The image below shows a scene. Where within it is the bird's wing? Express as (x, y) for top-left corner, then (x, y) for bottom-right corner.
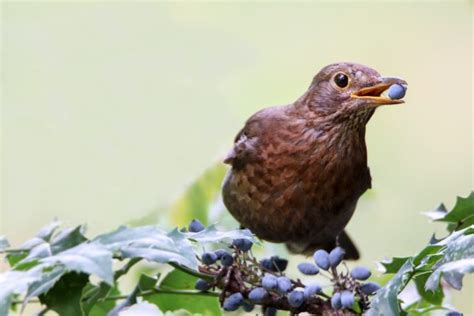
(224, 106), (284, 168)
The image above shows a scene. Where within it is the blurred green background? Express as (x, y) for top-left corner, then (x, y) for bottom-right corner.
(1, 1), (472, 314)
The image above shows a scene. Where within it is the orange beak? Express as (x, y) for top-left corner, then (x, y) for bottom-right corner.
(351, 77), (407, 106)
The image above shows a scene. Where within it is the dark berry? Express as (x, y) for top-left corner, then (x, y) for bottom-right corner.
(270, 256), (288, 271)
(297, 262), (319, 275)
(201, 252), (217, 265)
(248, 287), (268, 303)
(265, 307), (277, 316)
(276, 276), (292, 293)
(360, 282), (381, 295)
(242, 302), (254, 312)
(223, 292), (243, 311)
(313, 249), (330, 270)
(232, 238), (253, 251)
(446, 312), (462, 316)
(329, 247), (345, 267)
(188, 219), (205, 232)
(220, 252), (234, 267)
(331, 292), (342, 310)
(262, 274), (278, 290)
(195, 279), (211, 291)
(288, 290), (305, 308)
(260, 256), (288, 272)
(214, 249), (228, 259)
(303, 283), (322, 298)
(340, 290), (355, 308)
(351, 266), (371, 280)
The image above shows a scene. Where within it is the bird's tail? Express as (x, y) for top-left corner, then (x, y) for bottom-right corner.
(286, 230), (360, 260)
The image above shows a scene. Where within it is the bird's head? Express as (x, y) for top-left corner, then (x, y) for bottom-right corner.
(305, 62), (407, 126)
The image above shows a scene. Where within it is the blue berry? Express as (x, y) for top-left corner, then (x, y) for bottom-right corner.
(223, 292), (243, 311)
(446, 312), (462, 316)
(388, 83), (406, 100)
(232, 238), (253, 251)
(297, 262), (319, 275)
(288, 290), (305, 308)
(276, 276), (292, 293)
(195, 279), (211, 291)
(360, 282), (381, 295)
(248, 287), (268, 303)
(188, 219), (205, 232)
(351, 266), (371, 280)
(242, 302), (254, 312)
(214, 249), (228, 259)
(303, 283), (322, 298)
(262, 274), (278, 290)
(331, 292), (342, 309)
(329, 247), (345, 267)
(313, 249), (330, 270)
(220, 252), (234, 267)
(340, 290), (355, 308)
(201, 252), (217, 265)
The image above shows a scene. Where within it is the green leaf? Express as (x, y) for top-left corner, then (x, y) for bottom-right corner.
(441, 192), (474, 223)
(138, 274), (159, 291)
(425, 192), (474, 232)
(39, 272), (89, 316)
(83, 283), (120, 316)
(50, 226), (88, 254)
(183, 225), (255, 245)
(146, 269), (221, 316)
(169, 163), (227, 227)
(367, 260), (414, 316)
(20, 220), (61, 250)
(380, 257), (410, 274)
(414, 272), (444, 305)
(0, 236), (9, 251)
(93, 226), (198, 269)
(23, 265), (67, 305)
(0, 270), (42, 316)
(425, 229), (474, 291)
(40, 243), (114, 285)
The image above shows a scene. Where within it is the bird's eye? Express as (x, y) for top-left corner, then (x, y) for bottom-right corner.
(334, 73), (349, 88)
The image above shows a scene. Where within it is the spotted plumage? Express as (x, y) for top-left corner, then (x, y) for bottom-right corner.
(222, 63), (407, 259)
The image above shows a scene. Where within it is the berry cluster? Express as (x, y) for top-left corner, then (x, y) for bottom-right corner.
(188, 219), (380, 315)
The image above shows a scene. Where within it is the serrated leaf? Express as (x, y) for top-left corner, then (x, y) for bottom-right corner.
(412, 245), (444, 267)
(50, 226), (88, 254)
(441, 192), (474, 223)
(20, 220), (62, 250)
(425, 228), (474, 291)
(0, 236), (10, 251)
(183, 225), (255, 244)
(39, 272), (89, 316)
(40, 243), (114, 284)
(367, 260), (414, 316)
(93, 226), (198, 269)
(380, 257), (410, 274)
(0, 269), (42, 316)
(424, 203), (448, 221)
(23, 265), (67, 306)
(414, 272), (444, 305)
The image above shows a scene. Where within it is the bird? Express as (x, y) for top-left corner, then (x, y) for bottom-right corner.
(222, 62), (407, 259)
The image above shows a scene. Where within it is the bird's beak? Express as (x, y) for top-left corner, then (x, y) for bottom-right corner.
(351, 77), (408, 106)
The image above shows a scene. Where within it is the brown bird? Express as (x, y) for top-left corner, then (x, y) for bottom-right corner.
(222, 62), (407, 259)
